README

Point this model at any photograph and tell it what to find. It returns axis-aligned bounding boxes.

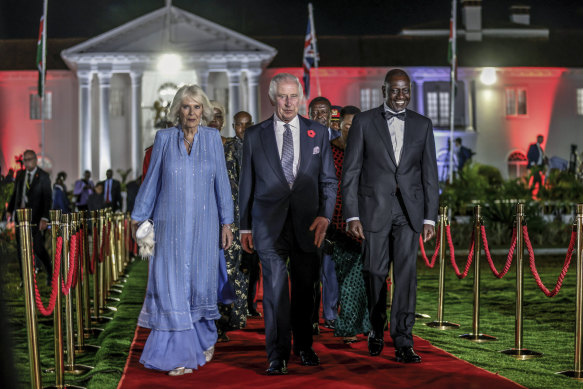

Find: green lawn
[2,236,582,388]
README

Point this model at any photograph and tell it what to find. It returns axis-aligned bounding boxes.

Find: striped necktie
[281,123,294,187]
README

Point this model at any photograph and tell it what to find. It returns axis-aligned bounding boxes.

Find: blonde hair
[210,100,226,119]
[168,85,213,126]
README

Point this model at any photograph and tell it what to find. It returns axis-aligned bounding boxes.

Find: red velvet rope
[481,226,517,279]
[446,225,474,279]
[524,225,576,297]
[61,233,78,296]
[419,226,440,268]
[88,225,97,274]
[32,237,63,316]
[72,230,81,288]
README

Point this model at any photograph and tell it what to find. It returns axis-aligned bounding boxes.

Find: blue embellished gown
[131,126,234,371]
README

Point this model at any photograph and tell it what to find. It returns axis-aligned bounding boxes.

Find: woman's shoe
[167,367,193,376]
[343,336,359,344]
[204,346,215,362]
[217,333,230,343]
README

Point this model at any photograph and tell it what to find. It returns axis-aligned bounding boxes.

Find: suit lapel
[295,116,314,183]
[400,109,413,165]
[259,118,289,187]
[372,106,397,167]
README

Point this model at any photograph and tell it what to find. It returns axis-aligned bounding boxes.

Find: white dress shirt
[21,167,37,207]
[274,114,301,177]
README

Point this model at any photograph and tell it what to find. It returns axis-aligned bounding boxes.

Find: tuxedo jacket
[527,143,544,168]
[239,115,338,253]
[99,178,122,211]
[8,168,52,225]
[342,105,439,233]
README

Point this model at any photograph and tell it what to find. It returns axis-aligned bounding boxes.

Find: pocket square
[313,146,320,154]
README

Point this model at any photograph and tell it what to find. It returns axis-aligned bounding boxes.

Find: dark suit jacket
[8,168,52,225]
[527,143,543,168]
[342,105,439,233]
[239,115,338,253]
[99,178,122,211]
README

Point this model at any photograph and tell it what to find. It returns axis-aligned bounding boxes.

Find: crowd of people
[3,68,440,377]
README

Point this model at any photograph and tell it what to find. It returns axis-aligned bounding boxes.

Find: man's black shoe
[247,308,262,318]
[323,319,335,330]
[265,359,288,375]
[368,331,384,356]
[312,322,320,335]
[296,348,320,366]
[395,347,421,363]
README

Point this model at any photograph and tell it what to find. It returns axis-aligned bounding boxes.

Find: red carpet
[118,305,525,389]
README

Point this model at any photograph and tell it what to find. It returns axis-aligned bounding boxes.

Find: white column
[227,70,242,138]
[130,72,143,179]
[416,80,425,116]
[247,69,261,123]
[197,68,210,94]
[77,71,92,178]
[98,72,112,180]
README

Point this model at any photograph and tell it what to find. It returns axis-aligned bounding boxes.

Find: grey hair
[168,85,213,126]
[268,73,304,103]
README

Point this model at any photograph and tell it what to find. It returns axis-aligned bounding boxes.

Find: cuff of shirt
[423,219,435,226]
[346,217,360,223]
[240,230,252,235]
[41,217,49,222]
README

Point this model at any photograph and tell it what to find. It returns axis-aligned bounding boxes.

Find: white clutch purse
[136,220,155,258]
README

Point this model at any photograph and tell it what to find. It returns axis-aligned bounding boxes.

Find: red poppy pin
[307,130,316,138]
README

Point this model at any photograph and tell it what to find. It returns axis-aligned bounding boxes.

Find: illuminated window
[507,150,528,179]
[29,92,52,120]
[360,88,382,111]
[505,88,527,116]
[577,89,583,115]
[423,81,464,127]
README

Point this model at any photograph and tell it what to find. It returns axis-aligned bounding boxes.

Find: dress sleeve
[214,132,234,225]
[131,131,167,222]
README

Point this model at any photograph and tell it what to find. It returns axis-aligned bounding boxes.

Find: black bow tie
[385,111,406,121]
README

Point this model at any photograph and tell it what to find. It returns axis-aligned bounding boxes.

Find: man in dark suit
[342,69,439,363]
[100,169,122,211]
[527,134,546,190]
[239,73,337,375]
[7,150,53,284]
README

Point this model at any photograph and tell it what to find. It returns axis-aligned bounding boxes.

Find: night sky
[1,0,582,40]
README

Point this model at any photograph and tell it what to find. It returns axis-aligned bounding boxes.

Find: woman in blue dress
[131,84,234,376]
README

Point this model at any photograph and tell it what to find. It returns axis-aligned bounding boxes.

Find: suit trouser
[362,192,419,349]
[256,215,320,363]
[312,253,339,323]
[15,226,52,283]
[243,251,261,311]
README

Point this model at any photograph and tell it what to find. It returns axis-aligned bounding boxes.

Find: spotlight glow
[480,68,497,85]
[157,53,182,74]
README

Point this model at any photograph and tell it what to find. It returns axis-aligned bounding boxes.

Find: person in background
[131,84,234,376]
[329,105,371,343]
[125,176,141,214]
[7,150,53,285]
[527,134,547,191]
[53,171,70,213]
[99,169,122,211]
[208,100,227,144]
[216,111,256,342]
[454,137,474,172]
[308,96,340,333]
[87,182,106,211]
[330,105,341,132]
[73,170,94,211]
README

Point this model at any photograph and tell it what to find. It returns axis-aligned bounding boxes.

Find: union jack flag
[303,21,318,99]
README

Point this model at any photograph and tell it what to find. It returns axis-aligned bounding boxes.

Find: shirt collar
[383,103,406,115]
[26,167,37,177]
[273,113,300,130]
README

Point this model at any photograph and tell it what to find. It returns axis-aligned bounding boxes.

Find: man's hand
[241,232,254,253]
[423,224,435,242]
[347,220,365,240]
[309,216,329,248]
[222,224,233,250]
[39,220,48,231]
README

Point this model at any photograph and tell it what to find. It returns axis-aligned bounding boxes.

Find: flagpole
[40,0,48,165]
[308,3,321,97]
[448,0,457,184]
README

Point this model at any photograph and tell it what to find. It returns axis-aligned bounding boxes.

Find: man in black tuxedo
[99,169,122,211]
[342,69,439,363]
[7,150,53,284]
[239,73,337,375]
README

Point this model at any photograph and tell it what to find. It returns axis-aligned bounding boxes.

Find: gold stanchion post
[91,211,111,323]
[460,205,496,342]
[16,209,42,389]
[501,203,542,359]
[426,206,460,329]
[61,213,93,375]
[558,204,583,379]
[103,209,120,308]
